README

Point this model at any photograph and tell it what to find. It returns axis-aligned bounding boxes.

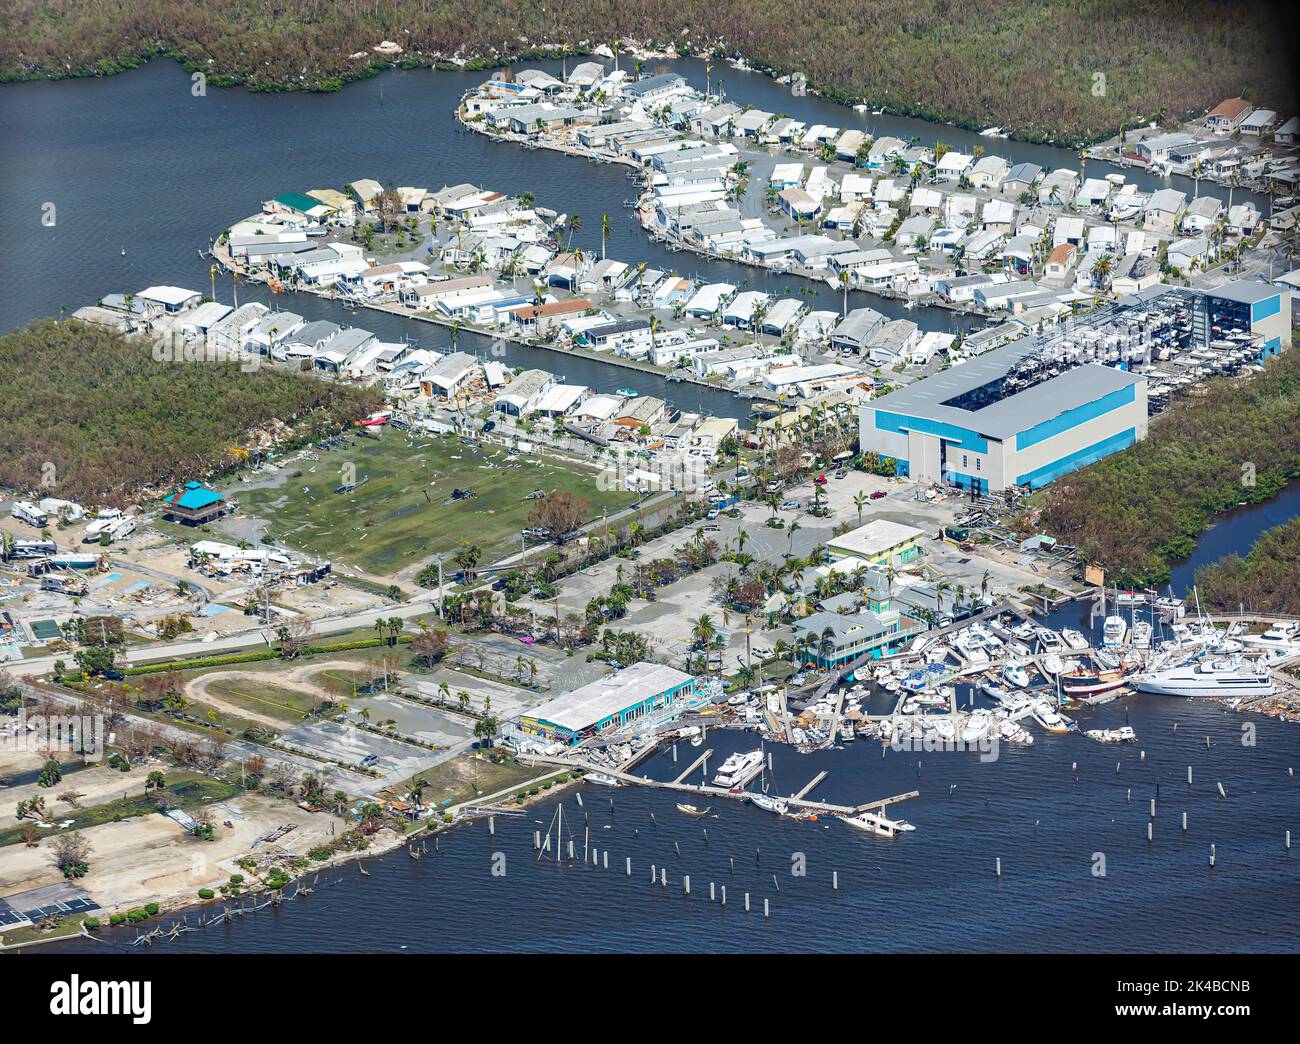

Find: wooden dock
[520,753,918,817]
[672,748,712,784]
[792,770,828,801]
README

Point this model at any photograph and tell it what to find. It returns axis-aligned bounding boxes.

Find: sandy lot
[0,792,343,912]
[0,761,154,831]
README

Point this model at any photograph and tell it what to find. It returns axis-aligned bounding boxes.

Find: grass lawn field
[233,430,636,576]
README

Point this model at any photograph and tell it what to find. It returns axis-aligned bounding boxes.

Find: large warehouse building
[515,662,697,746]
[860,343,1148,493]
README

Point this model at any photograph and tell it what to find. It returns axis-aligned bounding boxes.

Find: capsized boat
[1086,726,1137,743]
[675,803,711,816]
[841,810,915,837]
[749,793,790,815]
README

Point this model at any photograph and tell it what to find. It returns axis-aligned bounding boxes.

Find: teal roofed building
[161,481,227,525]
[266,192,334,220]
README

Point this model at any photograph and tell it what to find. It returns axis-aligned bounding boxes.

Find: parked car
[706,509,719,520]
[834,469,847,479]
[780,499,801,510]
[870,490,888,499]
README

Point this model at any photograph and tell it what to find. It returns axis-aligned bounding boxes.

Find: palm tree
[600,213,611,259]
[853,491,867,526]
[692,613,717,648]
[786,519,802,558]
[566,212,582,250]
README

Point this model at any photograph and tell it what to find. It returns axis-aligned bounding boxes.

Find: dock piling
[626,857,632,877]
[764,899,770,919]
[745,892,750,912]
[684,875,690,896]
[1210,843,1217,867]
[995,857,1002,878]
[1182,812,1188,832]
[833,870,839,891]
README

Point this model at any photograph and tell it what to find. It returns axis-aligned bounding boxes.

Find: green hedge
[122,634,413,676]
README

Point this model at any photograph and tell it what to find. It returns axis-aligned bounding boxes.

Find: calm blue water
[6,59,1297,954]
[49,700,1299,953]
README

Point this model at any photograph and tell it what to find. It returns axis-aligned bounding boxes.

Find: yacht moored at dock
[711,749,764,789]
[1129,658,1276,698]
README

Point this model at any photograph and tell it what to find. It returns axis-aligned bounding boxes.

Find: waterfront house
[138,286,201,314]
[1133,132,1198,166]
[509,298,593,338]
[622,73,686,104]
[265,191,334,223]
[935,151,974,181]
[347,179,383,211]
[613,396,667,432]
[866,319,920,365]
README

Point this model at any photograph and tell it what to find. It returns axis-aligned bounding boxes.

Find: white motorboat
[1131,621,1153,649]
[1002,661,1031,688]
[952,632,989,666]
[1130,658,1275,698]
[1102,616,1128,647]
[961,708,994,743]
[711,749,764,788]
[997,718,1035,745]
[1011,621,1038,642]
[1086,726,1137,743]
[931,717,956,742]
[1031,700,1075,733]
[1039,652,1066,676]
[1061,628,1089,651]
[1035,627,1063,651]
[1241,625,1300,655]
[841,810,914,837]
[584,772,622,787]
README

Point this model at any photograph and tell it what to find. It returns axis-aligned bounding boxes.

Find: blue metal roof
[164,481,225,510]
